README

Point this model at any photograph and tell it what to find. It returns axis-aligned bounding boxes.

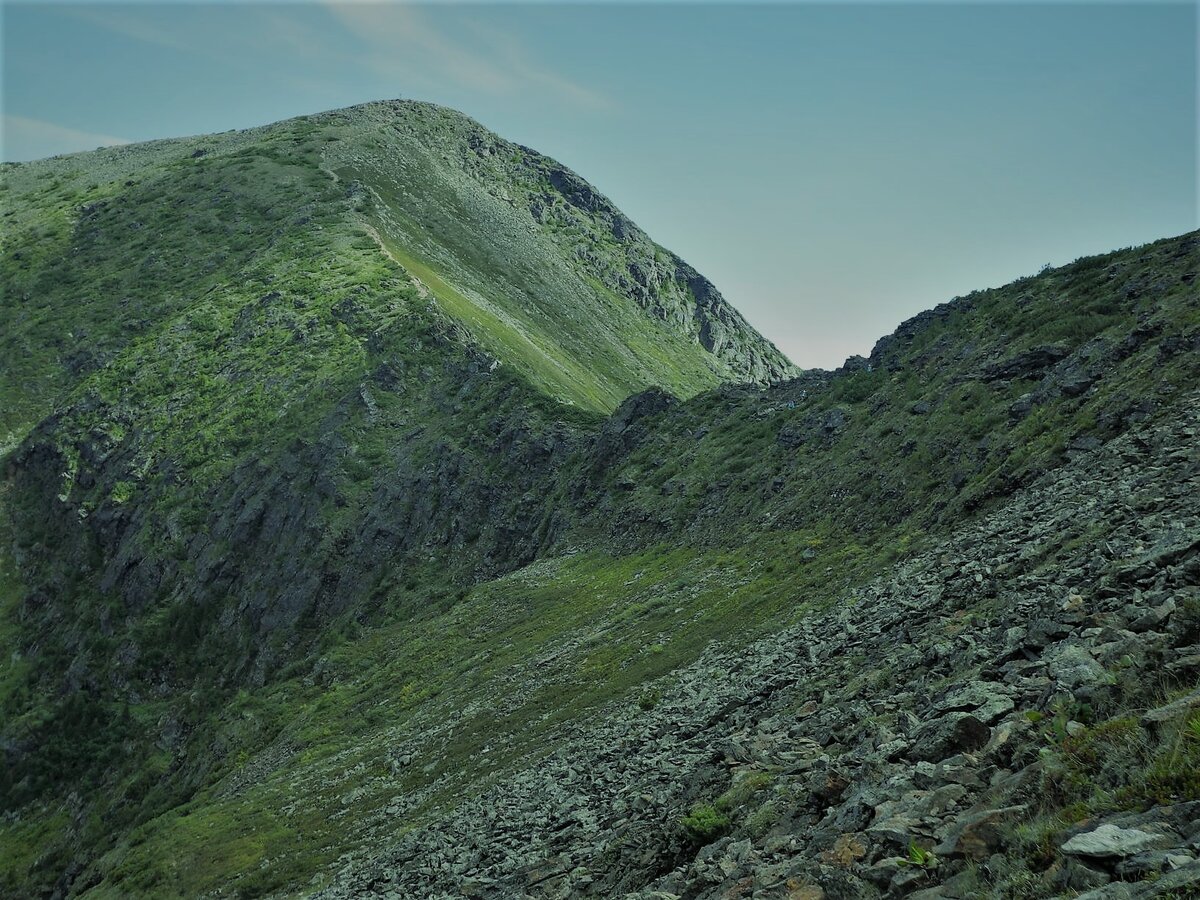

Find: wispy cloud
[61,5,198,54]
[3,115,130,162]
[323,2,614,110]
[38,3,613,122]
[459,14,613,110]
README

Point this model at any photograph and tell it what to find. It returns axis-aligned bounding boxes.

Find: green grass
[68,526,879,895]
[337,149,741,412]
[681,802,731,845]
[981,688,1200,894]
[365,220,625,412]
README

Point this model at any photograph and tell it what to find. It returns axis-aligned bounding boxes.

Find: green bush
[681,801,731,844]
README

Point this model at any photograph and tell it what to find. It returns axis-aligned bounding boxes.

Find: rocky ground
[319,392,1200,900]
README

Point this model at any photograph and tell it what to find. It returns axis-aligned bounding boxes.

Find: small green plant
[716,770,772,809]
[681,802,731,845]
[110,480,136,504]
[744,800,779,840]
[899,841,938,869]
[637,689,659,711]
[1041,699,1094,744]
[1185,715,1200,743]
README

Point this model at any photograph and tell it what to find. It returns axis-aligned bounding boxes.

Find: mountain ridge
[1,102,1198,898]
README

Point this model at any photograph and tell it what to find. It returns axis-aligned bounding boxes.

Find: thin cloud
[60,5,196,53]
[41,4,613,114]
[330,4,516,94]
[3,115,130,162]
[256,8,348,62]
[324,3,614,110]
[459,15,613,110]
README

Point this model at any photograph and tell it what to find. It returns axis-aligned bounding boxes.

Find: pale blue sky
[3,2,1196,368]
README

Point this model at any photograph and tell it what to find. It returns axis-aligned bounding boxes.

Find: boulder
[982,344,1070,381]
[908,713,991,762]
[1114,849,1196,879]
[1141,687,1200,727]
[1045,644,1108,692]
[934,805,1025,861]
[1061,824,1175,860]
[933,681,1015,725]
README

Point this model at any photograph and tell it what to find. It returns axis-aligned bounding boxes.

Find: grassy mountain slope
[1,100,1198,898]
[315,393,1200,900]
[0,100,794,447]
[322,101,796,410]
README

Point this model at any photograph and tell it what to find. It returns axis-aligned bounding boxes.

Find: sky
[2,1,1196,369]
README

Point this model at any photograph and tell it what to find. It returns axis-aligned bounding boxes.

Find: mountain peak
[3,99,796,422]
[313,98,799,404]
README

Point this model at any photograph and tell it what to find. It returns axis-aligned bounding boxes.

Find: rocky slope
[318,392,1200,900]
[0,100,1198,899]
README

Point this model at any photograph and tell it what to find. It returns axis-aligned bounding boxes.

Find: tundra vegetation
[1,101,1198,898]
